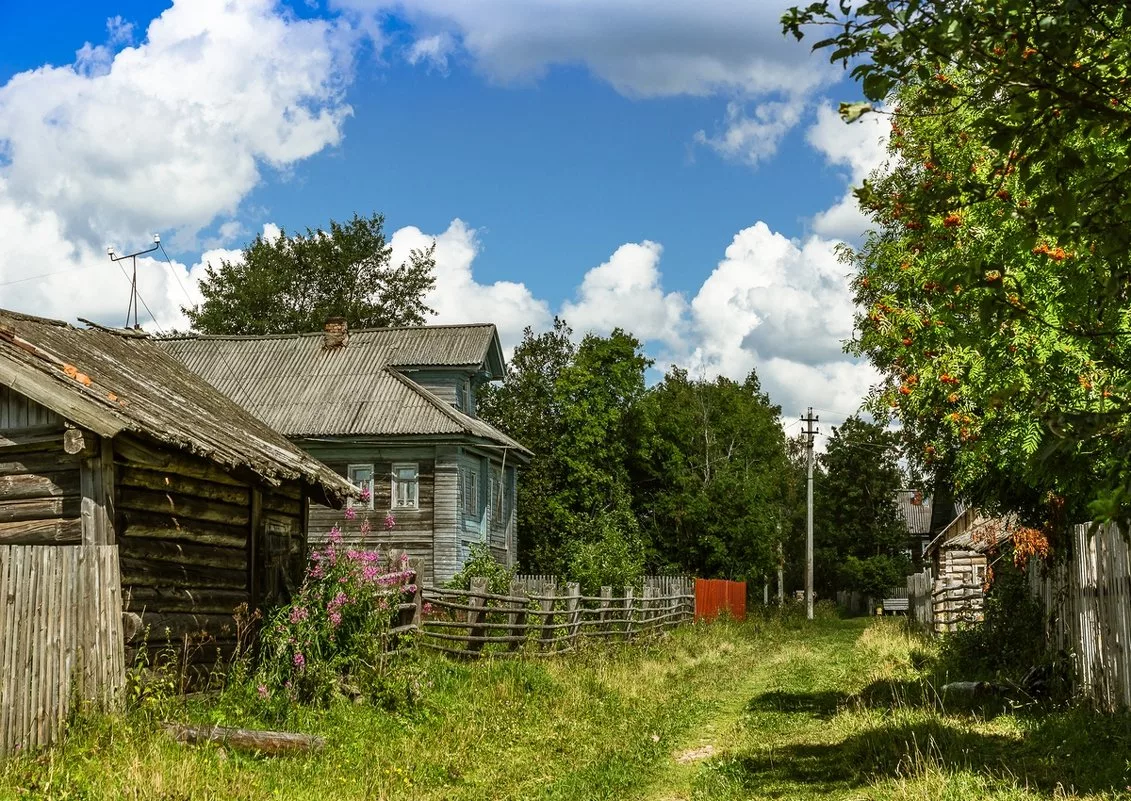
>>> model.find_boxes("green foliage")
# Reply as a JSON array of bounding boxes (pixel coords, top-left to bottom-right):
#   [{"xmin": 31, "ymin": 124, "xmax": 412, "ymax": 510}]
[
  {"xmin": 815, "ymin": 417, "xmax": 910, "ymax": 597},
  {"xmin": 631, "ymin": 367, "xmax": 789, "ymax": 581},
  {"xmin": 445, "ymin": 542, "xmax": 516, "ymax": 596},
  {"xmin": 479, "ymin": 321, "xmax": 651, "ymax": 576},
  {"xmin": 185, "ymin": 212, "xmax": 436, "ymax": 334},
  {"xmin": 938, "ymin": 556, "xmax": 1050, "ymax": 683},
  {"xmin": 563, "ymin": 508, "xmax": 645, "ymax": 594},
  {"xmin": 257, "ymin": 524, "xmax": 417, "ymax": 706},
  {"xmin": 786, "ymin": 2, "xmax": 1131, "ymax": 524}
]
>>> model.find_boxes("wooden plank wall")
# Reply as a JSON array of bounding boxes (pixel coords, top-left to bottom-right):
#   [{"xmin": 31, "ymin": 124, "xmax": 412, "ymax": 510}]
[
  {"xmin": 1031, "ymin": 522, "xmax": 1131, "ymax": 710},
  {"xmin": 0, "ymin": 544, "xmax": 124, "ymax": 756},
  {"xmin": 114, "ymin": 435, "xmax": 254, "ymax": 663},
  {"xmin": 0, "ymin": 386, "xmax": 62, "ymax": 430},
  {"xmin": 308, "ymin": 457, "xmax": 436, "ymax": 585}
]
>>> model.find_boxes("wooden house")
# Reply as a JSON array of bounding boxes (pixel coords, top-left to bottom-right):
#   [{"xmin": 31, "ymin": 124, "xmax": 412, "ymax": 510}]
[
  {"xmin": 159, "ymin": 321, "xmax": 532, "ymax": 584},
  {"xmin": 0, "ymin": 310, "xmax": 355, "ymax": 662},
  {"xmin": 924, "ymin": 508, "xmax": 1013, "ymax": 632}
]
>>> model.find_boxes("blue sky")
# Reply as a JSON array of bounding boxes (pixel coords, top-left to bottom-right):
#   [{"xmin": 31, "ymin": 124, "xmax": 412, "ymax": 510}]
[{"xmin": 0, "ymin": 0, "xmax": 890, "ymax": 424}]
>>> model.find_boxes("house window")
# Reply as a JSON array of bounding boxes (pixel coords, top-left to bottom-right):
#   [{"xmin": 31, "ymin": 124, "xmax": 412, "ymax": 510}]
[
  {"xmin": 461, "ymin": 465, "xmax": 480, "ymax": 517},
  {"xmin": 347, "ymin": 464, "xmax": 374, "ymax": 510},
  {"xmin": 392, "ymin": 463, "xmax": 419, "ymax": 510},
  {"xmin": 489, "ymin": 465, "xmax": 504, "ymax": 521}
]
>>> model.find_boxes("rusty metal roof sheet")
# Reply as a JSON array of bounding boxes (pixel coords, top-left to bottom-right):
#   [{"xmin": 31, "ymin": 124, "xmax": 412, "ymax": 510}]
[
  {"xmin": 894, "ymin": 489, "xmax": 933, "ymax": 535},
  {"xmin": 157, "ymin": 325, "xmax": 531, "ymax": 456},
  {"xmin": 0, "ymin": 309, "xmax": 355, "ymax": 502}
]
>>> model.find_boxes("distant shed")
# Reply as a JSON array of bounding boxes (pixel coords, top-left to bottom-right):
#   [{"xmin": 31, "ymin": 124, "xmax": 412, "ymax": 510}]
[{"xmin": 0, "ymin": 309, "xmax": 354, "ymax": 666}]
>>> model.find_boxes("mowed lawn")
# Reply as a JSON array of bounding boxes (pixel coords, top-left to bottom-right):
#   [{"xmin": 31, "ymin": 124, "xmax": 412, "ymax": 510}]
[{"xmin": 3, "ymin": 613, "xmax": 1131, "ymax": 800}]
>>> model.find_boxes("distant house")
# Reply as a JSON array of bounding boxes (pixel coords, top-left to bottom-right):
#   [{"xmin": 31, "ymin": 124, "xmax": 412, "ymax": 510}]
[
  {"xmin": 894, "ymin": 489, "xmax": 934, "ymax": 561},
  {"xmin": 160, "ymin": 321, "xmax": 532, "ymax": 584},
  {"xmin": 0, "ymin": 309, "xmax": 354, "ymax": 665},
  {"xmin": 924, "ymin": 508, "xmax": 1013, "ymax": 632}
]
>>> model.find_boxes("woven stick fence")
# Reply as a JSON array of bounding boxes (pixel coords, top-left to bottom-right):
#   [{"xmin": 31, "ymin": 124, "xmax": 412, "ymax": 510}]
[{"xmin": 420, "ymin": 576, "xmax": 694, "ymax": 659}]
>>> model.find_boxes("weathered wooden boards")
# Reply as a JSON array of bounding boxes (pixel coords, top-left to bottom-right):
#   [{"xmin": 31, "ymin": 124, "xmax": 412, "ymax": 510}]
[
  {"xmin": 0, "ymin": 428, "xmax": 82, "ymax": 546},
  {"xmin": 420, "ymin": 575, "xmax": 695, "ymax": 659},
  {"xmin": 1032, "ymin": 522, "xmax": 1131, "ymax": 711},
  {"xmin": 162, "ymin": 723, "xmax": 324, "ymax": 754},
  {"xmin": 0, "ymin": 544, "xmax": 124, "ymax": 756}
]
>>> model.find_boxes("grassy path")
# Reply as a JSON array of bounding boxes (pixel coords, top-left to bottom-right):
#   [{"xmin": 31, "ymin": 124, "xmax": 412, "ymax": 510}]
[{"xmin": 4, "ymin": 615, "xmax": 1131, "ymax": 799}]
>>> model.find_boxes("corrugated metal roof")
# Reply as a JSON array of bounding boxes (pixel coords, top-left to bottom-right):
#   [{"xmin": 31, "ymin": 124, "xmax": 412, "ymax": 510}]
[
  {"xmin": 157, "ymin": 325, "xmax": 530, "ymax": 456},
  {"xmin": 894, "ymin": 489, "xmax": 933, "ymax": 535},
  {"xmin": 0, "ymin": 309, "xmax": 355, "ymax": 502}
]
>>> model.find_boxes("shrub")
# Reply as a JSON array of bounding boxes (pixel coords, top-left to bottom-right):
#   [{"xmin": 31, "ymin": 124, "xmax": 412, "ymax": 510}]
[
  {"xmin": 257, "ymin": 523, "xmax": 417, "ymax": 705},
  {"xmin": 565, "ymin": 510, "xmax": 645, "ymax": 595},
  {"xmin": 446, "ymin": 541, "xmax": 516, "ymax": 596}
]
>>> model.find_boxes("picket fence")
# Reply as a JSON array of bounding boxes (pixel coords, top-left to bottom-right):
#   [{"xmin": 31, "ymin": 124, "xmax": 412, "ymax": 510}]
[
  {"xmin": 1029, "ymin": 522, "xmax": 1131, "ymax": 710},
  {"xmin": 420, "ymin": 575, "xmax": 695, "ymax": 658},
  {"xmin": 0, "ymin": 545, "xmax": 125, "ymax": 757}
]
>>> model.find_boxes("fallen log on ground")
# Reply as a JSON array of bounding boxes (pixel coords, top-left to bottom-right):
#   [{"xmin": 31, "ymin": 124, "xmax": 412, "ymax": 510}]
[{"xmin": 161, "ymin": 723, "xmax": 325, "ymax": 754}]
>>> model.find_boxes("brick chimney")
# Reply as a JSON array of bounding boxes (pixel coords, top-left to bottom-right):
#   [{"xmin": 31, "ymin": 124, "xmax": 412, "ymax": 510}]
[{"xmin": 322, "ymin": 317, "xmax": 348, "ymax": 350}]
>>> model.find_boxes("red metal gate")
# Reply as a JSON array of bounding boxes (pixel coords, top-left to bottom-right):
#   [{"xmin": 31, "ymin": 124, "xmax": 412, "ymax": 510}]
[{"xmin": 695, "ymin": 578, "xmax": 747, "ymax": 621}]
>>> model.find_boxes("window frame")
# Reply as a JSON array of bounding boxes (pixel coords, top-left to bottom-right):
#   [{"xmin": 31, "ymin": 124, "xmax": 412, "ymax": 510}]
[
  {"xmin": 461, "ymin": 465, "xmax": 480, "ymax": 518},
  {"xmin": 346, "ymin": 463, "xmax": 375, "ymax": 510},
  {"xmin": 391, "ymin": 462, "xmax": 420, "ymax": 511}
]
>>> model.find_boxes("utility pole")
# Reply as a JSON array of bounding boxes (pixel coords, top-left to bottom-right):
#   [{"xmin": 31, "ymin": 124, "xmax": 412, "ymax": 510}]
[
  {"xmin": 776, "ymin": 537, "xmax": 784, "ymax": 606},
  {"xmin": 802, "ymin": 407, "xmax": 819, "ymax": 620}
]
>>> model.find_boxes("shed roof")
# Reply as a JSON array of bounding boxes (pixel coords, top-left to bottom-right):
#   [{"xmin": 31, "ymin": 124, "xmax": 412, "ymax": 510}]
[
  {"xmin": 894, "ymin": 489, "xmax": 933, "ymax": 536},
  {"xmin": 0, "ymin": 309, "xmax": 355, "ymax": 502},
  {"xmin": 926, "ymin": 508, "xmax": 1015, "ymax": 557},
  {"xmin": 157, "ymin": 325, "xmax": 530, "ymax": 456}
]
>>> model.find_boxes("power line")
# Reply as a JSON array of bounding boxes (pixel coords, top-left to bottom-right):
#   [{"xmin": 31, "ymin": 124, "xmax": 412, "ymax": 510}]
[
  {"xmin": 0, "ymin": 265, "xmax": 93, "ymax": 287},
  {"xmin": 156, "ymin": 241, "xmax": 258, "ymax": 410}
]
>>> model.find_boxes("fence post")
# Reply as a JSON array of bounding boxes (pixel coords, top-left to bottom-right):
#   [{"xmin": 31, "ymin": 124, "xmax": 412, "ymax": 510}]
[
  {"xmin": 600, "ymin": 586, "xmax": 612, "ymax": 635},
  {"xmin": 467, "ymin": 577, "xmax": 488, "ymax": 654},
  {"xmin": 566, "ymin": 582, "xmax": 581, "ymax": 646},
  {"xmin": 409, "ymin": 558, "xmax": 423, "ymax": 629},
  {"xmin": 642, "ymin": 586, "xmax": 654, "ymax": 633},
  {"xmin": 538, "ymin": 579, "xmax": 557, "ymax": 650},
  {"xmin": 508, "ymin": 578, "xmax": 527, "ymax": 653},
  {"xmin": 623, "ymin": 586, "xmax": 635, "ymax": 641}
]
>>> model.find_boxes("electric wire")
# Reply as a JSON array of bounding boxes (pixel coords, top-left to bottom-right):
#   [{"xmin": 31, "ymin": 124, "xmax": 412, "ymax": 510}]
[{"xmin": 157, "ymin": 241, "xmax": 258, "ymax": 409}]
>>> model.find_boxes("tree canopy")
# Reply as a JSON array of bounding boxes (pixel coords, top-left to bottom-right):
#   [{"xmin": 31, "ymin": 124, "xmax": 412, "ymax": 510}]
[
  {"xmin": 786, "ymin": 2, "xmax": 1131, "ymax": 524},
  {"xmin": 631, "ymin": 368, "xmax": 788, "ymax": 581},
  {"xmin": 185, "ymin": 212, "xmax": 436, "ymax": 335}
]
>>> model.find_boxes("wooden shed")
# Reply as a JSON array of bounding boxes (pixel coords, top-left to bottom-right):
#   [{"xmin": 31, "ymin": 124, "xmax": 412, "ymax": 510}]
[
  {"xmin": 924, "ymin": 508, "xmax": 1013, "ymax": 632},
  {"xmin": 0, "ymin": 309, "xmax": 355, "ymax": 752}
]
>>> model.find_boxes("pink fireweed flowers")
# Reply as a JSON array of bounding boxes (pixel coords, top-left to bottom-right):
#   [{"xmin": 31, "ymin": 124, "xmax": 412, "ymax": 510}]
[
  {"xmin": 359, "ymin": 518, "xmax": 372, "ymax": 537},
  {"xmin": 344, "ymin": 506, "xmax": 357, "ymax": 520},
  {"xmin": 359, "ymin": 486, "xmax": 372, "ymax": 503},
  {"xmin": 289, "ymin": 606, "xmax": 309, "ymax": 624},
  {"xmin": 293, "ymin": 652, "xmax": 305, "ymax": 669},
  {"xmin": 328, "ymin": 526, "xmax": 343, "ymax": 545},
  {"xmin": 384, "ymin": 512, "xmax": 397, "ymax": 531}
]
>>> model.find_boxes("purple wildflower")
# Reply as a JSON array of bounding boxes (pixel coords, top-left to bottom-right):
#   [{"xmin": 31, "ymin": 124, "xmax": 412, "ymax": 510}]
[
  {"xmin": 257, "ymin": 684, "xmax": 270, "ymax": 700},
  {"xmin": 344, "ymin": 506, "xmax": 357, "ymax": 521},
  {"xmin": 359, "ymin": 518, "xmax": 372, "ymax": 536},
  {"xmin": 293, "ymin": 652, "xmax": 305, "ymax": 669},
  {"xmin": 289, "ymin": 607, "xmax": 309, "ymax": 624},
  {"xmin": 328, "ymin": 526, "xmax": 343, "ymax": 545},
  {"xmin": 383, "ymin": 512, "xmax": 397, "ymax": 531},
  {"xmin": 329, "ymin": 611, "xmax": 342, "ymax": 628},
  {"xmin": 360, "ymin": 486, "xmax": 372, "ymax": 502}
]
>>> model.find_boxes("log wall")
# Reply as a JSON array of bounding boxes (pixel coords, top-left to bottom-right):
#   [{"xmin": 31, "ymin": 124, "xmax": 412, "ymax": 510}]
[{"xmin": 0, "ymin": 389, "xmax": 79, "ymax": 546}]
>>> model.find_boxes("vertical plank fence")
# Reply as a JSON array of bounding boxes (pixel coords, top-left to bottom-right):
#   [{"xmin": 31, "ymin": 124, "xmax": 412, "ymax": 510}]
[
  {"xmin": 0, "ymin": 544, "xmax": 125, "ymax": 756},
  {"xmin": 1030, "ymin": 522, "xmax": 1131, "ymax": 710}
]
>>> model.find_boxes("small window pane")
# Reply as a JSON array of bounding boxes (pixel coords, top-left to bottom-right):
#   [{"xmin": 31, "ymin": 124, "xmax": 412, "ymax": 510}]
[
  {"xmin": 392, "ymin": 463, "xmax": 419, "ymax": 510},
  {"xmin": 347, "ymin": 464, "xmax": 374, "ymax": 510},
  {"xmin": 462, "ymin": 467, "xmax": 479, "ymax": 517}
]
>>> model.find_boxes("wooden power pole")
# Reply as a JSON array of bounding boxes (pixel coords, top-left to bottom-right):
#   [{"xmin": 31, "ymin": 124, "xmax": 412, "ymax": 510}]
[{"xmin": 802, "ymin": 407, "xmax": 819, "ymax": 620}]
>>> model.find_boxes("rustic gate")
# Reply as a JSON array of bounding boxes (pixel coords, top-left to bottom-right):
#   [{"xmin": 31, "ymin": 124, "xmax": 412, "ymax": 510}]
[
  {"xmin": 0, "ymin": 544, "xmax": 125, "ymax": 756},
  {"xmin": 695, "ymin": 578, "xmax": 747, "ymax": 621}
]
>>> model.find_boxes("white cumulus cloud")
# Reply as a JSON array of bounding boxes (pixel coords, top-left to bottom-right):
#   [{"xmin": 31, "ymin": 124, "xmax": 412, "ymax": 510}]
[
  {"xmin": 806, "ymin": 104, "xmax": 891, "ymax": 240},
  {"xmin": 0, "ymin": 0, "xmax": 356, "ymax": 326},
  {"xmin": 389, "ymin": 219, "xmax": 552, "ymax": 353},
  {"xmin": 560, "ymin": 241, "xmax": 687, "ymax": 347}
]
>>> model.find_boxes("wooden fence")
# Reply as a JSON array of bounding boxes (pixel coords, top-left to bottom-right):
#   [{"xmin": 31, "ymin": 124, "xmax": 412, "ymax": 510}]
[
  {"xmin": 1030, "ymin": 522, "xmax": 1131, "ymax": 710},
  {"xmin": 905, "ymin": 569, "xmax": 934, "ymax": 630},
  {"xmin": 421, "ymin": 576, "xmax": 695, "ymax": 658},
  {"xmin": 0, "ymin": 545, "xmax": 125, "ymax": 756}
]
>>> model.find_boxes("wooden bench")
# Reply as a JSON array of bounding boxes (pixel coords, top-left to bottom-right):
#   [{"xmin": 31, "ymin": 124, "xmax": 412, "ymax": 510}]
[{"xmin": 882, "ymin": 597, "xmax": 910, "ymax": 615}]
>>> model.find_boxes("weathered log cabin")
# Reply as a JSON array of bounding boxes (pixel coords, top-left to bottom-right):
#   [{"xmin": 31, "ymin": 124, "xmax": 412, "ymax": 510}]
[
  {"xmin": 924, "ymin": 508, "xmax": 1013, "ymax": 632},
  {"xmin": 159, "ymin": 321, "xmax": 531, "ymax": 584},
  {"xmin": 0, "ymin": 309, "xmax": 355, "ymax": 659}
]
